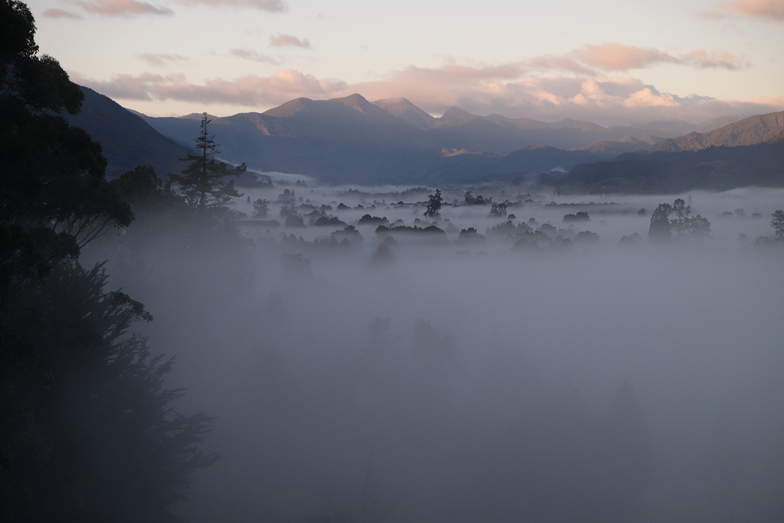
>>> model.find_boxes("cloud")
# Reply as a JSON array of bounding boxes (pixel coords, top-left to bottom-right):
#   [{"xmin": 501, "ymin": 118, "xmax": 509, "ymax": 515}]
[
  {"xmin": 75, "ymin": 70, "xmax": 346, "ymax": 107},
  {"xmin": 526, "ymin": 55, "xmax": 595, "ymax": 76},
  {"xmin": 562, "ymin": 43, "xmax": 747, "ymax": 72},
  {"xmin": 683, "ymin": 49, "xmax": 749, "ymax": 69},
  {"xmin": 138, "ymin": 53, "xmax": 189, "ymax": 67},
  {"xmin": 42, "ymin": 8, "xmax": 82, "ymax": 18},
  {"xmin": 71, "ymin": 0, "xmax": 173, "ymax": 17},
  {"xmin": 730, "ymin": 0, "xmax": 784, "ymax": 20},
  {"xmin": 71, "ymin": 50, "xmax": 776, "ymax": 125},
  {"xmin": 348, "ymin": 63, "xmax": 777, "ymax": 125},
  {"xmin": 702, "ymin": 0, "xmax": 784, "ymax": 22},
  {"xmin": 230, "ymin": 48, "xmax": 280, "ymax": 64},
  {"xmin": 178, "ymin": 0, "xmax": 287, "ymax": 12},
  {"xmin": 46, "ymin": 0, "xmax": 287, "ymax": 18},
  {"xmin": 570, "ymin": 43, "xmax": 679, "ymax": 71},
  {"xmin": 269, "ymin": 34, "xmax": 311, "ymax": 48}
]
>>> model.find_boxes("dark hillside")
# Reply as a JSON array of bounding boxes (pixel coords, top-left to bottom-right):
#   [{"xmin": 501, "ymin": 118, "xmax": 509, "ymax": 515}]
[
  {"xmin": 63, "ymin": 87, "xmax": 193, "ymax": 179},
  {"xmin": 556, "ymin": 139, "xmax": 784, "ymax": 194}
]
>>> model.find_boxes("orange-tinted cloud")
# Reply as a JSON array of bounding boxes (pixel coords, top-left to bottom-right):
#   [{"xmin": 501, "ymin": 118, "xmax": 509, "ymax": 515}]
[
  {"xmin": 703, "ymin": 0, "xmax": 784, "ymax": 22},
  {"xmin": 571, "ymin": 43, "xmax": 678, "ymax": 71},
  {"xmin": 229, "ymin": 48, "xmax": 280, "ymax": 64},
  {"xmin": 75, "ymin": 70, "xmax": 346, "ymax": 107},
  {"xmin": 72, "ymin": 0, "xmax": 173, "ymax": 17},
  {"xmin": 269, "ymin": 34, "xmax": 311, "ymax": 48},
  {"xmin": 526, "ymin": 55, "xmax": 595, "ymax": 76},
  {"xmin": 566, "ymin": 43, "xmax": 747, "ymax": 71},
  {"xmin": 178, "ymin": 0, "xmax": 287, "ymax": 12},
  {"xmin": 730, "ymin": 0, "xmax": 784, "ymax": 20},
  {"xmin": 683, "ymin": 49, "xmax": 749, "ymax": 69},
  {"xmin": 350, "ymin": 66, "xmax": 777, "ymax": 125},
  {"xmin": 42, "ymin": 7, "xmax": 82, "ymax": 18},
  {"xmin": 71, "ymin": 51, "xmax": 777, "ymax": 125},
  {"xmin": 139, "ymin": 53, "xmax": 189, "ymax": 67}
]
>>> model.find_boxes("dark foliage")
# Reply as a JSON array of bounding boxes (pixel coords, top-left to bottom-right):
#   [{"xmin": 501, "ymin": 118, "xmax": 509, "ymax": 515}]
[
  {"xmin": 771, "ymin": 210, "xmax": 784, "ymax": 241},
  {"xmin": 564, "ymin": 211, "xmax": 590, "ymax": 222},
  {"xmin": 169, "ymin": 113, "xmax": 245, "ymax": 214},
  {"xmin": 489, "ymin": 202, "xmax": 507, "ymax": 218},
  {"xmin": 1, "ymin": 262, "xmax": 217, "ymax": 522},
  {"xmin": 0, "ymin": 4, "xmax": 217, "ymax": 520},
  {"xmin": 424, "ymin": 189, "xmax": 442, "ymax": 217},
  {"xmin": 648, "ymin": 199, "xmax": 711, "ymax": 241},
  {"xmin": 0, "ymin": 0, "xmax": 132, "ymax": 302}
]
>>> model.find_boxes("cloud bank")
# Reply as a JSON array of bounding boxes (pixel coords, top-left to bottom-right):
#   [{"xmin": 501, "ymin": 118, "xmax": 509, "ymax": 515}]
[
  {"xmin": 70, "ymin": 42, "xmax": 776, "ymax": 125},
  {"xmin": 138, "ymin": 53, "xmax": 188, "ymax": 67},
  {"xmin": 178, "ymin": 0, "xmax": 287, "ymax": 12},
  {"xmin": 73, "ymin": 69, "xmax": 347, "ymax": 106},
  {"xmin": 41, "ymin": 7, "xmax": 82, "ymax": 18},
  {"xmin": 269, "ymin": 34, "xmax": 311, "ymax": 48},
  {"xmin": 703, "ymin": 0, "xmax": 784, "ymax": 22},
  {"xmin": 72, "ymin": 0, "xmax": 173, "ymax": 17},
  {"xmin": 42, "ymin": 0, "xmax": 287, "ymax": 18},
  {"xmin": 230, "ymin": 48, "xmax": 280, "ymax": 64}
]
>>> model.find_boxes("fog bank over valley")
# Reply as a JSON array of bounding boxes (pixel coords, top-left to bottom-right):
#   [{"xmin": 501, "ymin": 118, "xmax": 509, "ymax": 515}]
[
  {"xmin": 8, "ymin": 2, "xmax": 784, "ymax": 520},
  {"xmin": 90, "ymin": 182, "xmax": 784, "ymax": 523}
]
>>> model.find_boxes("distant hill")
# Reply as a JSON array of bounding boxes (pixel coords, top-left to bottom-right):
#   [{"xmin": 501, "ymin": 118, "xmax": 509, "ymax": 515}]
[
  {"xmin": 62, "ymin": 87, "xmax": 193, "ymax": 179},
  {"xmin": 572, "ymin": 135, "xmax": 660, "ymax": 155},
  {"xmin": 137, "ymin": 93, "xmax": 688, "ymax": 184},
  {"xmin": 554, "ymin": 138, "xmax": 784, "ymax": 194},
  {"xmin": 651, "ymin": 111, "xmax": 784, "ymax": 152},
  {"xmin": 373, "ymin": 98, "xmax": 436, "ymax": 130},
  {"xmin": 424, "ymin": 145, "xmax": 613, "ymax": 185},
  {"xmin": 71, "ymin": 88, "xmax": 779, "ymax": 189}
]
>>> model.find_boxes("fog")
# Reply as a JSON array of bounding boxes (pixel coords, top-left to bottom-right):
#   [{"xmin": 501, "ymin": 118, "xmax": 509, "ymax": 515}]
[{"xmin": 90, "ymin": 183, "xmax": 784, "ymax": 523}]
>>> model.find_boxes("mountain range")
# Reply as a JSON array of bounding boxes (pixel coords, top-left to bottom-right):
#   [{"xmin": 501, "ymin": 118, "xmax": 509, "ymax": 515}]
[
  {"xmin": 65, "ymin": 87, "xmax": 784, "ymax": 192},
  {"xmin": 134, "ymin": 92, "xmax": 684, "ymax": 184}
]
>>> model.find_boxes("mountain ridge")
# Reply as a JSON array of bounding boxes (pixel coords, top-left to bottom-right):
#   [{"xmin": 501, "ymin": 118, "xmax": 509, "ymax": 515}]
[
  {"xmin": 62, "ymin": 86, "xmax": 193, "ymax": 179},
  {"xmin": 70, "ymin": 87, "xmax": 784, "ymax": 190},
  {"xmin": 650, "ymin": 111, "xmax": 784, "ymax": 152}
]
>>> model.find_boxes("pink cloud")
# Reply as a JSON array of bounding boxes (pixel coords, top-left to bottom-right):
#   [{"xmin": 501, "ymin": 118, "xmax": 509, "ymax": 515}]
[
  {"xmin": 70, "ymin": 71, "xmax": 169, "ymax": 100},
  {"xmin": 526, "ymin": 55, "xmax": 595, "ymax": 76},
  {"xmin": 728, "ymin": 0, "xmax": 784, "ymax": 21},
  {"xmin": 178, "ymin": 0, "xmax": 287, "ymax": 12},
  {"xmin": 683, "ymin": 49, "xmax": 749, "ymax": 69},
  {"xmin": 526, "ymin": 44, "xmax": 746, "ymax": 73},
  {"xmin": 70, "ymin": 52, "xmax": 780, "ymax": 125},
  {"xmin": 702, "ymin": 0, "xmax": 784, "ymax": 22},
  {"xmin": 230, "ymin": 48, "xmax": 280, "ymax": 64},
  {"xmin": 42, "ymin": 7, "xmax": 82, "ymax": 18},
  {"xmin": 73, "ymin": 0, "xmax": 173, "ymax": 17},
  {"xmin": 76, "ymin": 70, "xmax": 346, "ymax": 107},
  {"xmin": 352, "ymin": 67, "xmax": 778, "ymax": 125},
  {"xmin": 138, "ymin": 53, "xmax": 189, "ymax": 67},
  {"xmin": 571, "ymin": 43, "xmax": 679, "ymax": 71},
  {"xmin": 269, "ymin": 34, "xmax": 311, "ymax": 48}
]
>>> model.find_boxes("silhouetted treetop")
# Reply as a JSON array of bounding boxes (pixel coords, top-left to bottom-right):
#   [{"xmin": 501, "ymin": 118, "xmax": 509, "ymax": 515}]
[{"xmin": 170, "ymin": 113, "xmax": 245, "ymax": 212}]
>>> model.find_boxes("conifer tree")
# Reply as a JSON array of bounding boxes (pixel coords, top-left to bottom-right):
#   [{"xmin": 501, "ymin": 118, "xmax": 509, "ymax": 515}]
[{"xmin": 170, "ymin": 113, "xmax": 246, "ymax": 212}]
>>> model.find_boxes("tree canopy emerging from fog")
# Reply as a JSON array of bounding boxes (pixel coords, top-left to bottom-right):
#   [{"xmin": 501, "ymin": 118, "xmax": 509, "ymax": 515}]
[
  {"xmin": 0, "ymin": 3, "xmax": 216, "ymax": 520},
  {"xmin": 648, "ymin": 198, "xmax": 711, "ymax": 241},
  {"xmin": 424, "ymin": 189, "xmax": 442, "ymax": 217},
  {"xmin": 772, "ymin": 210, "xmax": 784, "ymax": 241},
  {"xmin": 170, "ymin": 113, "xmax": 245, "ymax": 213}
]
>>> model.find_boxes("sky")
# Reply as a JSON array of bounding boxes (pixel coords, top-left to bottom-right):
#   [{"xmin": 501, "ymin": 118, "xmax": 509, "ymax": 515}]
[{"xmin": 33, "ymin": 0, "xmax": 784, "ymax": 125}]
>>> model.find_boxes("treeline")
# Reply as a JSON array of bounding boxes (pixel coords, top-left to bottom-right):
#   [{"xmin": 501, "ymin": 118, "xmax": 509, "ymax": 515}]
[{"xmin": 0, "ymin": 3, "xmax": 222, "ymax": 520}]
